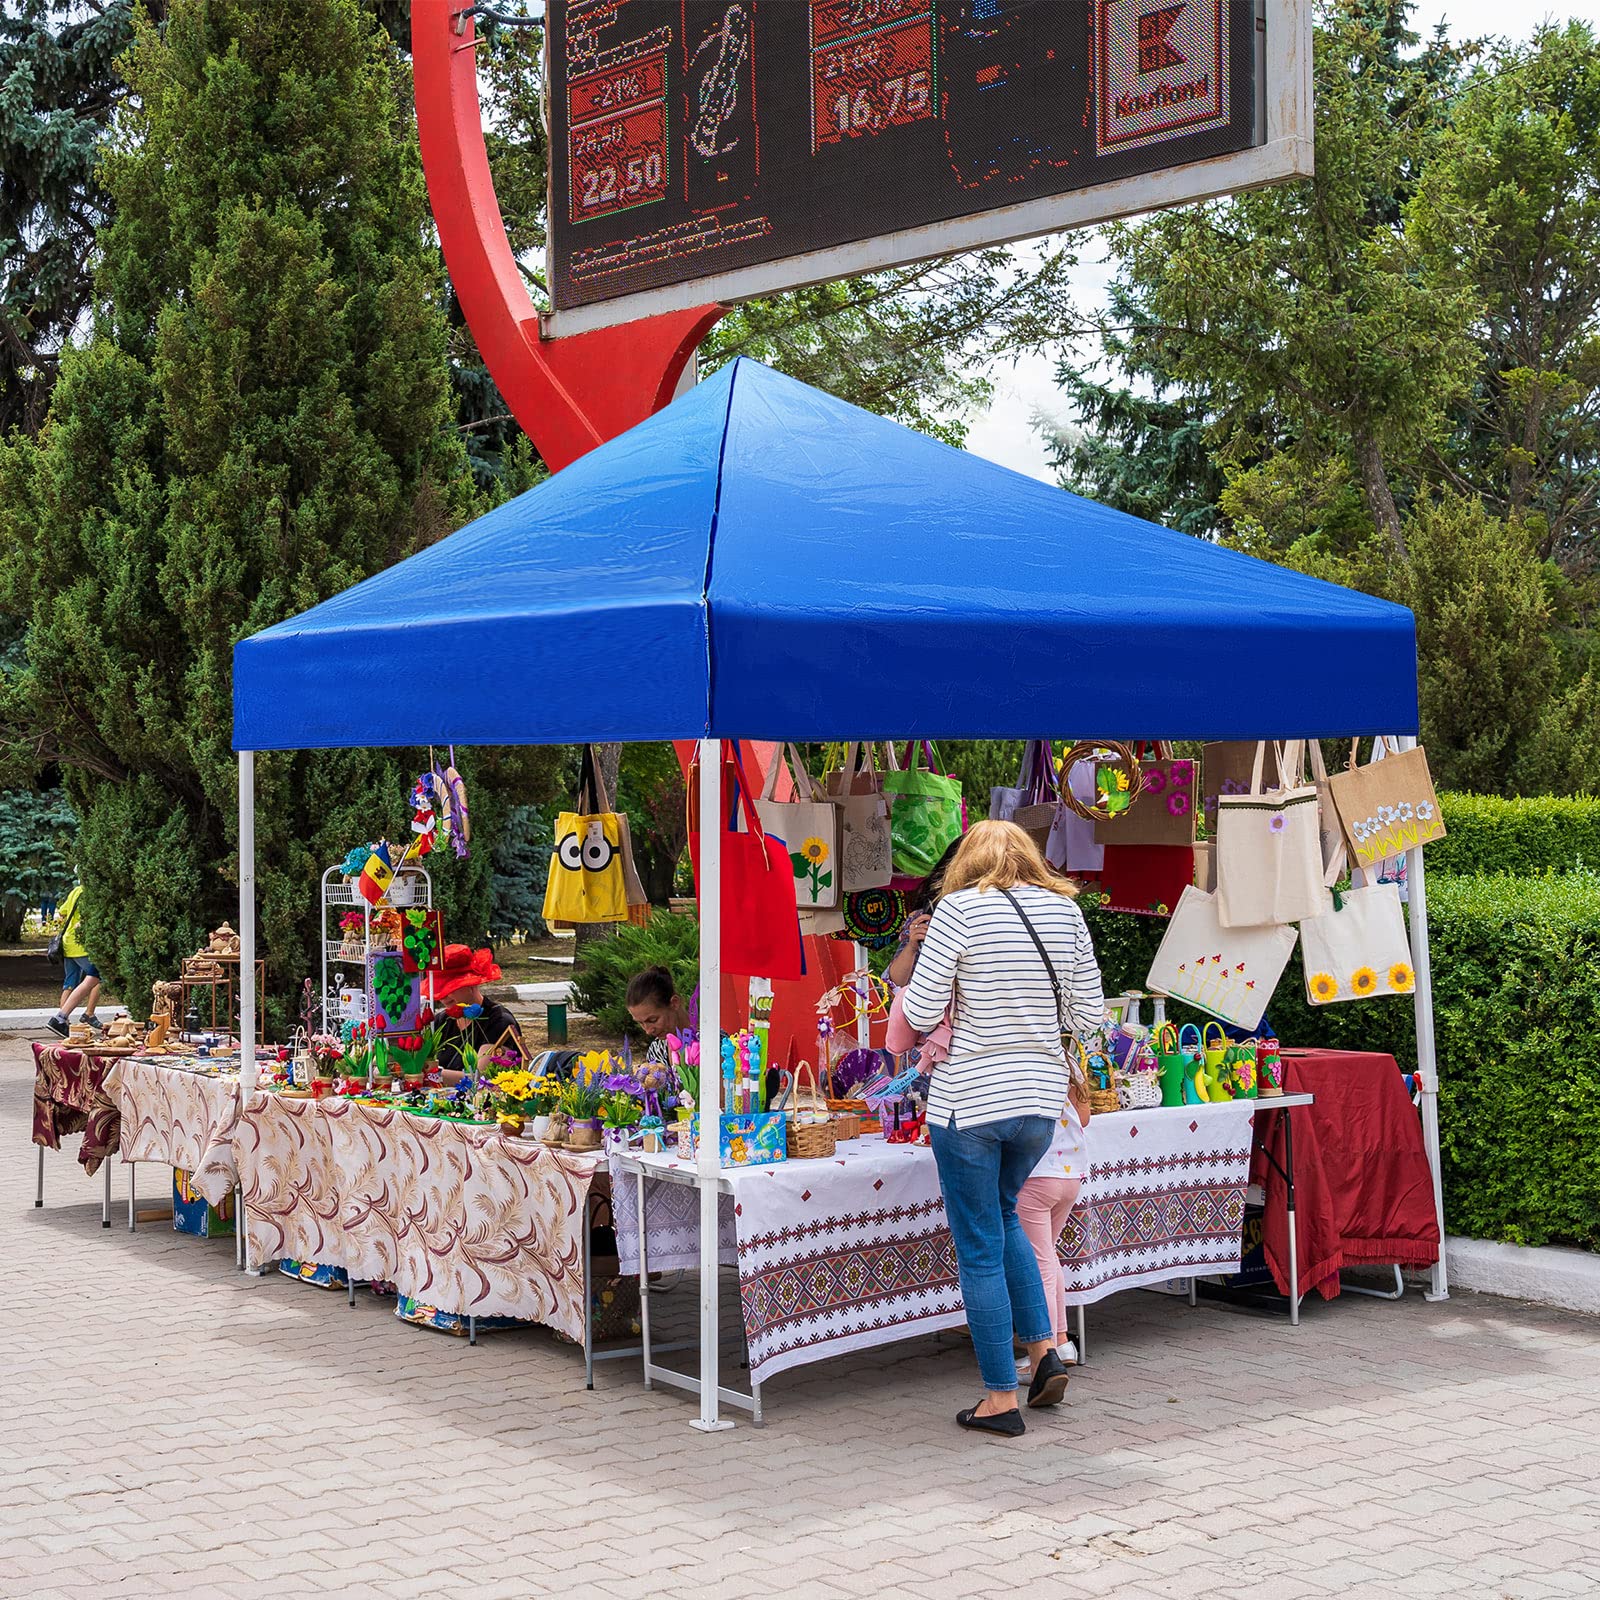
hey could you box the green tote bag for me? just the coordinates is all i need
[882,741,965,877]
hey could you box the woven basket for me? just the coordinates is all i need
[832,1109,862,1141]
[786,1062,837,1159]
[1116,1072,1162,1110]
[1089,1087,1121,1116]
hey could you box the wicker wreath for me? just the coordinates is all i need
[1057,739,1144,823]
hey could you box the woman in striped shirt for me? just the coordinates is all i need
[902,820,1105,1436]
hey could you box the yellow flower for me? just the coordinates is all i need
[1309,972,1339,1003]
[801,837,829,866]
[1114,771,1130,791]
[1350,967,1378,997]
[1388,963,1415,992]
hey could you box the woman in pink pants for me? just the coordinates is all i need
[1016,1085,1089,1364]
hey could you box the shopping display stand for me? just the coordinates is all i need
[232,358,1442,1431]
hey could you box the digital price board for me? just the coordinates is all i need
[547,1,1280,331]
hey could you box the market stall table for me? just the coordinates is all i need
[31,1041,123,1225]
[612,1099,1259,1423]
[1252,1049,1439,1306]
[238,1092,605,1348]
[103,1056,244,1242]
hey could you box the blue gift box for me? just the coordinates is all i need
[173,1168,234,1238]
[689,1111,787,1167]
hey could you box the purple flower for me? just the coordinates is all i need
[604,1071,642,1096]
[1171,760,1195,783]
[1143,769,1167,796]
[1167,793,1191,817]
[1268,814,1286,834]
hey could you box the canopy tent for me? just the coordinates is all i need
[232,357,1445,1430]
[233,358,1418,750]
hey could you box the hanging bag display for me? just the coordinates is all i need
[1145,884,1297,1030]
[1094,742,1198,847]
[1046,753,1104,873]
[881,741,964,877]
[825,742,894,893]
[1201,741,1279,830]
[1326,737,1446,870]
[689,746,804,981]
[1214,740,1329,930]
[1009,741,1062,853]
[543,745,630,926]
[755,743,842,909]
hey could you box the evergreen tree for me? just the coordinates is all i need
[0,0,526,1021]
[0,0,159,437]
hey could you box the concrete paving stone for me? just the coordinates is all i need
[6,1038,1600,1598]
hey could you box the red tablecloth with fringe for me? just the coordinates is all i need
[1251,1048,1440,1301]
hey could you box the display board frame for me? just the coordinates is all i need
[543,0,1311,337]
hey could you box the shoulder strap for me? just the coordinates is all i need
[1000,888,1065,1032]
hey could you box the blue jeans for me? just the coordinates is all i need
[931,1114,1055,1391]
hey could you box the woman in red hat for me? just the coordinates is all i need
[430,944,524,1076]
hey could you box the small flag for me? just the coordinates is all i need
[357,842,395,907]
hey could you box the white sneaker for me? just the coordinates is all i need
[1058,1339,1079,1366]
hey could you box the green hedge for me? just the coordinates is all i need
[1084,871,1600,1251]
[568,910,700,1041]
[1428,792,1600,876]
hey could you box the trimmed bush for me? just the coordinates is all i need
[1084,871,1600,1251]
[1428,792,1600,876]
[569,909,699,1041]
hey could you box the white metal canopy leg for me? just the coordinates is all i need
[693,737,734,1432]
[1400,736,1448,1301]
[239,751,259,1276]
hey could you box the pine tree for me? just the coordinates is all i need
[0,0,505,1020]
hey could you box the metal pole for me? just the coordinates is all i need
[692,737,733,1432]
[239,750,257,1276]
[1399,737,1448,1300]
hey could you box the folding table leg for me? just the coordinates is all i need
[128,1162,136,1232]
[1285,1107,1300,1327]
[1075,1304,1088,1365]
[583,1189,595,1390]
[468,1314,477,1347]
[36,1146,44,1209]
[638,1172,653,1391]
[103,1160,111,1228]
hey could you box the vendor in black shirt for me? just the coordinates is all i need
[430,944,524,1077]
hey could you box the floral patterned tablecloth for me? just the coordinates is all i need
[237,1094,603,1340]
[31,1043,122,1175]
[618,1101,1256,1386]
[102,1058,243,1207]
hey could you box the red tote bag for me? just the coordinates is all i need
[1098,843,1194,918]
[689,746,804,981]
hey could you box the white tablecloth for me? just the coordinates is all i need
[617,1101,1256,1385]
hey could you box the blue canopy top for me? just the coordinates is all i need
[233,358,1417,750]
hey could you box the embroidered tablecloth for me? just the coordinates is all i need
[31,1043,122,1175]
[622,1100,1255,1385]
[103,1058,242,1206]
[238,1094,602,1339]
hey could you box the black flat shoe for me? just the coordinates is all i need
[1027,1349,1070,1409]
[957,1405,1025,1437]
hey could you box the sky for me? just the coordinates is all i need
[962,2,1600,483]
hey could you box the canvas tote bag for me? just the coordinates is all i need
[1327,737,1446,870]
[1299,878,1415,1005]
[1215,741,1330,929]
[1009,741,1062,851]
[543,745,630,926]
[1202,741,1280,828]
[1146,884,1297,1030]
[825,742,894,892]
[755,743,842,909]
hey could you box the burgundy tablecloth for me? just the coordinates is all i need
[1251,1048,1440,1301]
[31,1043,122,1175]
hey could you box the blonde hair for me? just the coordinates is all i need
[939,819,1078,899]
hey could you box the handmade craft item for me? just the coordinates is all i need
[1095,743,1197,847]
[1214,740,1330,930]
[1326,737,1446,869]
[544,744,629,926]
[1056,740,1142,823]
[1300,881,1415,1005]
[1146,885,1297,1030]
[756,743,842,910]
[825,742,894,891]
[838,884,907,949]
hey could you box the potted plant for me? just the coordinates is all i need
[337,911,366,960]
[558,1051,613,1149]
[599,1087,644,1153]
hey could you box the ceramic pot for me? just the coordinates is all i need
[530,1113,551,1140]
[601,1125,636,1155]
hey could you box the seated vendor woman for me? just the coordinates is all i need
[432,944,524,1077]
[626,967,690,1065]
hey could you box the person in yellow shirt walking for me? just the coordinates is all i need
[47,884,102,1039]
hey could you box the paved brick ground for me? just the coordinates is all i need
[3,1036,1598,1600]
